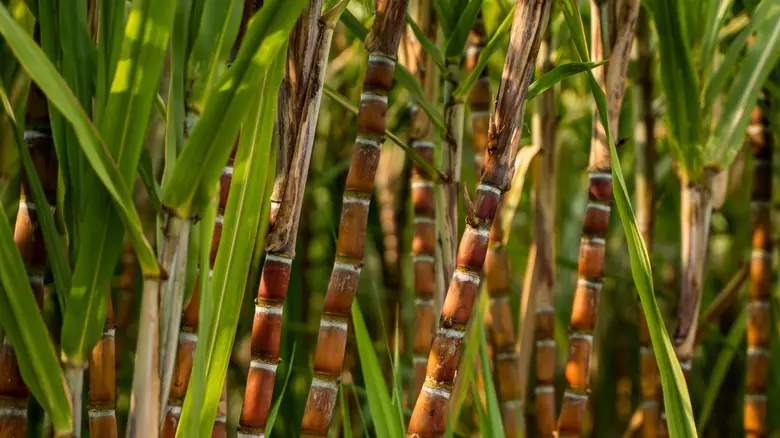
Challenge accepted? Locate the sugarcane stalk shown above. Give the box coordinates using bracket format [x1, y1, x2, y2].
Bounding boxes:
[114, 242, 138, 371]
[0, 86, 58, 438]
[407, 1, 550, 435]
[89, 296, 118, 438]
[466, 15, 490, 174]
[634, 9, 659, 438]
[401, 0, 438, 403]
[162, 146, 237, 436]
[556, 0, 639, 435]
[299, 1, 409, 434]
[127, 275, 163, 438]
[212, 379, 229, 438]
[744, 100, 772, 438]
[526, 34, 557, 438]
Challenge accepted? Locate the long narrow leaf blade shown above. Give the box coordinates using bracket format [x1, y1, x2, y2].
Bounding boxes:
[558, 1, 697, 436]
[0, 204, 71, 434]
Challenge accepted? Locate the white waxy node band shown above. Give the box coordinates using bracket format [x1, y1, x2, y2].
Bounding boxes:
[334, 260, 361, 273]
[536, 339, 556, 348]
[265, 253, 292, 264]
[88, 409, 116, 419]
[577, 278, 603, 290]
[311, 377, 338, 392]
[368, 54, 395, 66]
[413, 355, 428, 365]
[414, 217, 435, 225]
[237, 432, 265, 438]
[412, 255, 435, 264]
[360, 93, 388, 105]
[342, 195, 370, 206]
[179, 332, 198, 343]
[411, 181, 434, 189]
[103, 328, 116, 338]
[570, 333, 593, 343]
[0, 407, 27, 418]
[535, 385, 554, 394]
[167, 405, 182, 416]
[223, 165, 234, 176]
[453, 270, 481, 285]
[250, 360, 279, 372]
[470, 110, 490, 119]
[320, 318, 348, 332]
[423, 384, 451, 400]
[356, 137, 380, 149]
[414, 298, 434, 307]
[466, 226, 490, 239]
[255, 304, 283, 316]
[589, 171, 612, 180]
[214, 416, 227, 424]
[587, 202, 611, 213]
[412, 140, 435, 149]
[564, 390, 589, 401]
[438, 327, 465, 340]
[477, 183, 502, 196]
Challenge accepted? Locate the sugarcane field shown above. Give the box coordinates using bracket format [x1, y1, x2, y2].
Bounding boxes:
[1, 0, 779, 437]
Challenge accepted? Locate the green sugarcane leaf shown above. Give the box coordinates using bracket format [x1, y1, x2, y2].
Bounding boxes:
[340, 10, 446, 132]
[453, 4, 514, 98]
[0, 3, 158, 275]
[62, 0, 174, 365]
[559, 1, 697, 437]
[163, 0, 192, 185]
[0, 82, 69, 311]
[137, 146, 162, 213]
[697, 309, 747, 430]
[644, 0, 702, 180]
[444, 0, 483, 62]
[352, 300, 405, 438]
[704, 2, 780, 170]
[95, 0, 125, 117]
[699, 0, 735, 81]
[0, 203, 71, 435]
[406, 13, 445, 71]
[702, 0, 777, 115]
[264, 344, 297, 436]
[162, 0, 307, 217]
[444, 291, 487, 438]
[526, 60, 606, 100]
[479, 325, 506, 438]
[177, 46, 284, 437]
[186, 0, 243, 110]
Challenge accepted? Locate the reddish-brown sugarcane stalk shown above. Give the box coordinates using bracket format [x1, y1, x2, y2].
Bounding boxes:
[162, 146, 237, 437]
[527, 34, 557, 438]
[556, 1, 639, 435]
[299, 1, 409, 434]
[212, 379, 229, 438]
[402, 0, 438, 402]
[466, 16, 490, 174]
[240, 1, 341, 435]
[744, 100, 772, 438]
[88, 297, 118, 438]
[0, 86, 57, 438]
[407, 1, 550, 435]
[634, 9, 659, 438]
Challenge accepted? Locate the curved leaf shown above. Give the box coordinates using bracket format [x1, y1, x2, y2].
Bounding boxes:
[0, 203, 71, 435]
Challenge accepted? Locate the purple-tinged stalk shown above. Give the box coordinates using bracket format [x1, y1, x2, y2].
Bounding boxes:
[407, 1, 551, 435]
[744, 101, 772, 438]
[465, 15, 490, 174]
[556, 0, 640, 435]
[299, 1, 410, 434]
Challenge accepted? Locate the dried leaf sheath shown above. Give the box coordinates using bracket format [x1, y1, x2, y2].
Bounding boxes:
[0, 90, 57, 438]
[300, 0, 410, 434]
[162, 147, 237, 437]
[466, 16, 490, 174]
[402, 0, 437, 402]
[556, 1, 639, 435]
[744, 102, 772, 438]
[407, 1, 550, 435]
[88, 298, 118, 438]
